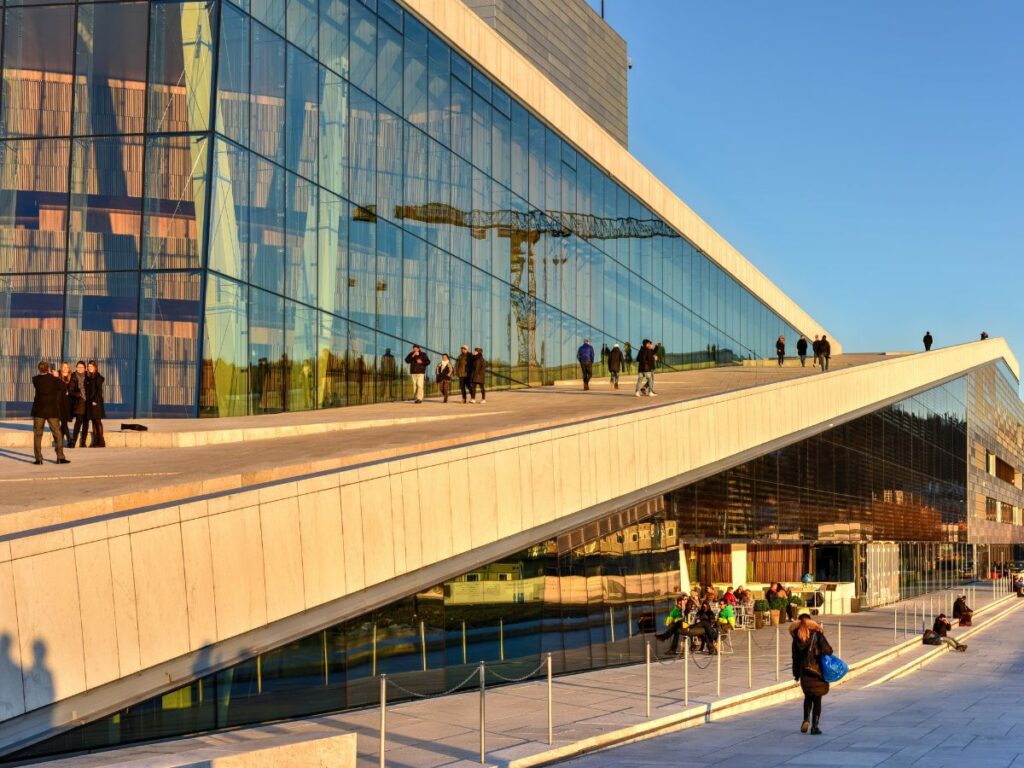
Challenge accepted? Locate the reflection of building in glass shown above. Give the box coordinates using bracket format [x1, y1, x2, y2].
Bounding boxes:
[0, 0, 813, 418]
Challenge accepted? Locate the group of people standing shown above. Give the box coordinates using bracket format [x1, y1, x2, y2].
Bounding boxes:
[405, 345, 488, 405]
[778, 334, 832, 370]
[577, 338, 660, 396]
[30, 360, 106, 464]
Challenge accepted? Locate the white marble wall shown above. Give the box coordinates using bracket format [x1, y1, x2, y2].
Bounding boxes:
[0, 341, 1014, 741]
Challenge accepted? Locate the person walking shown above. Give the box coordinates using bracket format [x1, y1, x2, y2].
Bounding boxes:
[85, 360, 106, 447]
[607, 343, 623, 389]
[811, 335, 822, 368]
[776, 336, 786, 366]
[796, 335, 809, 367]
[70, 360, 89, 448]
[31, 362, 69, 465]
[56, 362, 74, 448]
[469, 347, 487, 404]
[623, 342, 633, 373]
[435, 354, 454, 403]
[635, 339, 657, 397]
[980, 331, 989, 340]
[455, 345, 472, 404]
[404, 345, 430, 404]
[654, 341, 666, 369]
[819, 336, 831, 372]
[576, 338, 595, 390]
[791, 609, 832, 735]
[923, 331, 933, 351]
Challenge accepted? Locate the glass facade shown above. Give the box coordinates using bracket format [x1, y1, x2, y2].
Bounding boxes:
[9, 375, 995, 762]
[0, 0, 807, 418]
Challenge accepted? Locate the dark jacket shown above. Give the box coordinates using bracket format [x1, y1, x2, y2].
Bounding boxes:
[776, 340, 785, 356]
[812, 339, 822, 356]
[455, 352, 471, 378]
[85, 373, 106, 419]
[435, 360, 453, 382]
[791, 624, 832, 680]
[607, 346, 623, 372]
[405, 350, 430, 374]
[797, 338, 808, 355]
[70, 372, 87, 416]
[576, 343, 594, 364]
[923, 334, 933, 349]
[637, 346, 656, 373]
[932, 617, 952, 637]
[58, 374, 73, 421]
[31, 373, 65, 419]
[470, 353, 487, 384]
[820, 339, 831, 358]
[952, 597, 971, 620]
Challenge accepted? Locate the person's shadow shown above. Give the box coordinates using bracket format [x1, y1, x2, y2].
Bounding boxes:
[0, 634, 25, 718]
[26, 639, 54, 710]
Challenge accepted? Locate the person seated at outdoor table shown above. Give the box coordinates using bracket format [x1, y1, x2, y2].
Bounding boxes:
[703, 583, 718, 602]
[767, 582, 786, 603]
[656, 597, 688, 654]
[723, 587, 738, 606]
[931, 614, 967, 652]
[694, 601, 719, 654]
[1015, 574, 1024, 597]
[717, 599, 736, 629]
[952, 594, 973, 626]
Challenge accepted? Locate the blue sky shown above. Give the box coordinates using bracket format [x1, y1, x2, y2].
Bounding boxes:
[591, 1, 1023, 356]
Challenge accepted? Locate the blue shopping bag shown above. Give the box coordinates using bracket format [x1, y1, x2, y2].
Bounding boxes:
[821, 653, 848, 683]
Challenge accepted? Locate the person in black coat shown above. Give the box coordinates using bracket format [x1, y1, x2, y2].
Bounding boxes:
[70, 361, 89, 447]
[796, 336, 809, 367]
[469, 347, 487, 404]
[455, 345, 472, 404]
[56, 362, 74, 448]
[791, 611, 832, 734]
[31, 362, 69, 465]
[607, 343, 624, 389]
[819, 336, 832, 372]
[923, 331, 933, 351]
[85, 360, 106, 447]
[776, 336, 786, 366]
[634, 339, 657, 397]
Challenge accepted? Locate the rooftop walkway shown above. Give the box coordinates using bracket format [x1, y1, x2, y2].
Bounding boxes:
[32, 584, 1019, 767]
[0, 355, 883, 531]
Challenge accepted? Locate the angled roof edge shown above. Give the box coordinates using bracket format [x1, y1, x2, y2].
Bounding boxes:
[404, 0, 841, 352]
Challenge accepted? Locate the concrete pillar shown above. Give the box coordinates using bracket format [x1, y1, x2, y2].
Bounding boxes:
[731, 544, 747, 587]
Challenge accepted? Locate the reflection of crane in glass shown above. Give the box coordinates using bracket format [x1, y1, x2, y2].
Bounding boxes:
[391, 203, 680, 376]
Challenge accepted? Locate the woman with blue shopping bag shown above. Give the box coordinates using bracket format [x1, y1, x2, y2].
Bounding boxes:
[790, 608, 845, 735]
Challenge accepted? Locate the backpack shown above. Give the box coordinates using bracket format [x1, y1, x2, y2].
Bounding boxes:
[922, 629, 941, 646]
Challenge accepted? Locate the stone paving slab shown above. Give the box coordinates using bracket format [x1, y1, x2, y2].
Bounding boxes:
[29, 585, 1015, 768]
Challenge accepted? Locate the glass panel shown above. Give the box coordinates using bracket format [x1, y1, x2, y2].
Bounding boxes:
[200, 273, 248, 417]
[208, 138, 249, 280]
[63, 271, 139, 418]
[403, 15, 427, 128]
[1, 5, 74, 138]
[374, 219, 400, 338]
[285, 45, 318, 181]
[0, 273, 64, 418]
[142, 134, 208, 269]
[318, 312, 347, 408]
[285, 171, 317, 306]
[250, 22, 285, 164]
[0, 138, 70, 273]
[348, 87, 375, 218]
[376, 107, 402, 223]
[252, 0, 285, 36]
[376, 18, 402, 116]
[317, 190, 348, 318]
[349, 1, 376, 97]
[318, 67, 347, 196]
[285, 300, 316, 411]
[216, 3, 250, 146]
[137, 271, 200, 417]
[147, 2, 215, 134]
[286, 0, 317, 55]
[68, 136, 143, 271]
[249, 285, 284, 414]
[73, 2, 148, 136]
[319, 0, 348, 78]
[248, 152, 285, 292]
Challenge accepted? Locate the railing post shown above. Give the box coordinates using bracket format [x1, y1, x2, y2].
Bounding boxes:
[478, 661, 486, 765]
[747, 629, 752, 689]
[645, 640, 651, 718]
[420, 621, 427, 671]
[716, 642, 721, 697]
[379, 675, 387, 768]
[372, 623, 378, 677]
[609, 608, 615, 643]
[893, 607, 898, 644]
[499, 619, 505, 662]
[546, 653, 553, 745]
[628, 605, 633, 638]
[462, 621, 467, 665]
[838, 621, 842, 658]
[775, 625, 780, 682]
[683, 637, 689, 706]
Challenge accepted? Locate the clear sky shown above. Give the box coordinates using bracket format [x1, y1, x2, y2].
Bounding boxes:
[592, 1, 1023, 356]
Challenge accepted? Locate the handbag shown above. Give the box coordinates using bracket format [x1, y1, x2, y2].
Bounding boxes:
[820, 653, 848, 683]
